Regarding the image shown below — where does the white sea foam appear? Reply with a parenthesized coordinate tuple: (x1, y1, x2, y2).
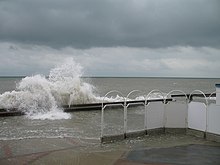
(0, 58, 167, 120)
(0, 58, 97, 120)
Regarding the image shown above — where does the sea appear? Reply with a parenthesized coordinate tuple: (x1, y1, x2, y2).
(0, 76, 219, 140)
(0, 59, 219, 140)
(1, 77, 219, 96)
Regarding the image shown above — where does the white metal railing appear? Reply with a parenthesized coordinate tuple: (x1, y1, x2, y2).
(101, 90, 125, 138)
(101, 89, 166, 140)
(145, 89, 165, 130)
(189, 90, 208, 135)
(100, 89, 217, 142)
(126, 90, 145, 134)
(208, 92, 216, 103)
(165, 90, 188, 128)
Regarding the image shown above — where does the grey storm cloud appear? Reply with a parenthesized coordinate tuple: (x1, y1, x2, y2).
(0, 0, 220, 48)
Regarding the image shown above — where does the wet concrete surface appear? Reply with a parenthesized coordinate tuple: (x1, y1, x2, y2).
(117, 144, 220, 165)
(0, 134, 220, 165)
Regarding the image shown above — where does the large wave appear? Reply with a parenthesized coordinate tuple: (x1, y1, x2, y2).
(0, 58, 97, 120)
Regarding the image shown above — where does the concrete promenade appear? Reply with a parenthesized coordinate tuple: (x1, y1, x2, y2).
(1, 133, 220, 165)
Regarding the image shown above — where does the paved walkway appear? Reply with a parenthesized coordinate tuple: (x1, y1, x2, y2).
(116, 144, 220, 165)
(0, 134, 220, 165)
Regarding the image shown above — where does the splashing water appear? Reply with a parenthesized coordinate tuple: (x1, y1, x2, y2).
(0, 58, 97, 120)
(0, 58, 166, 120)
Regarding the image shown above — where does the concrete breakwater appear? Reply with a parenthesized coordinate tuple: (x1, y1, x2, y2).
(0, 93, 215, 117)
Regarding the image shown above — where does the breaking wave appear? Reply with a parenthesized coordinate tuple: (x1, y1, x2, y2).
(0, 58, 166, 120)
(0, 58, 97, 120)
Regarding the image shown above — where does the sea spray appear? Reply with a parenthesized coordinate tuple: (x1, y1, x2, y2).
(48, 58, 97, 105)
(0, 58, 97, 120)
(0, 58, 164, 120)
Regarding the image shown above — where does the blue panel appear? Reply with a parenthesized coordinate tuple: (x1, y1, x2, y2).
(215, 84, 220, 88)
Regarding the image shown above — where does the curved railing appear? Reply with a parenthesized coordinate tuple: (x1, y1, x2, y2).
(101, 90, 125, 139)
(100, 89, 216, 142)
(125, 90, 145, 134)
(208, 92, 216, 104)
(165, 90, 188, 101)
(189, 90, 208, 105)
(165, 90, 188, 128)
(145, 89, 165, 101)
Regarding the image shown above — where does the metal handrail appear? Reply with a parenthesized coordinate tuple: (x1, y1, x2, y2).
(207, 91, 216, 104)
(165, 90, 188, 129)
(189, 90, 208, 105)
(100, 89, 214, 142)
(145, 89, 165, 103)
(101, 90, 125, 139)
(166, 90, 188, 101)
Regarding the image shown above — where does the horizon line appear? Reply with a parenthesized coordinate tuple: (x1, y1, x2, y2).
(0, 75, 219, 79)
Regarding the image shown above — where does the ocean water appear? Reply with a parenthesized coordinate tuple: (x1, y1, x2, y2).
(89, 77, 219, 96)
(1, 77, 219, 96)
(0, 59, 219, 140)
(0, 77, 219, 139)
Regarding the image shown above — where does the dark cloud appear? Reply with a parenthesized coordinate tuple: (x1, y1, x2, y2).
(0, 0, 220, 48)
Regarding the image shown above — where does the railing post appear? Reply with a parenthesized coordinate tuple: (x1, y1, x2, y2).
(124, 104, 127, 137)
(125, 90, 144, 136)
(101, 106, 104, 140)
(144, 100, 147, 133)
(100, 90, 125, 142)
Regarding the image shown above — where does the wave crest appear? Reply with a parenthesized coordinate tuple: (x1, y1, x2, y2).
(0, 58, 97, 120)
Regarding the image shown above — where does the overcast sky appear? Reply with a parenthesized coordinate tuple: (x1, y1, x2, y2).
(0, 0, 220, 77)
